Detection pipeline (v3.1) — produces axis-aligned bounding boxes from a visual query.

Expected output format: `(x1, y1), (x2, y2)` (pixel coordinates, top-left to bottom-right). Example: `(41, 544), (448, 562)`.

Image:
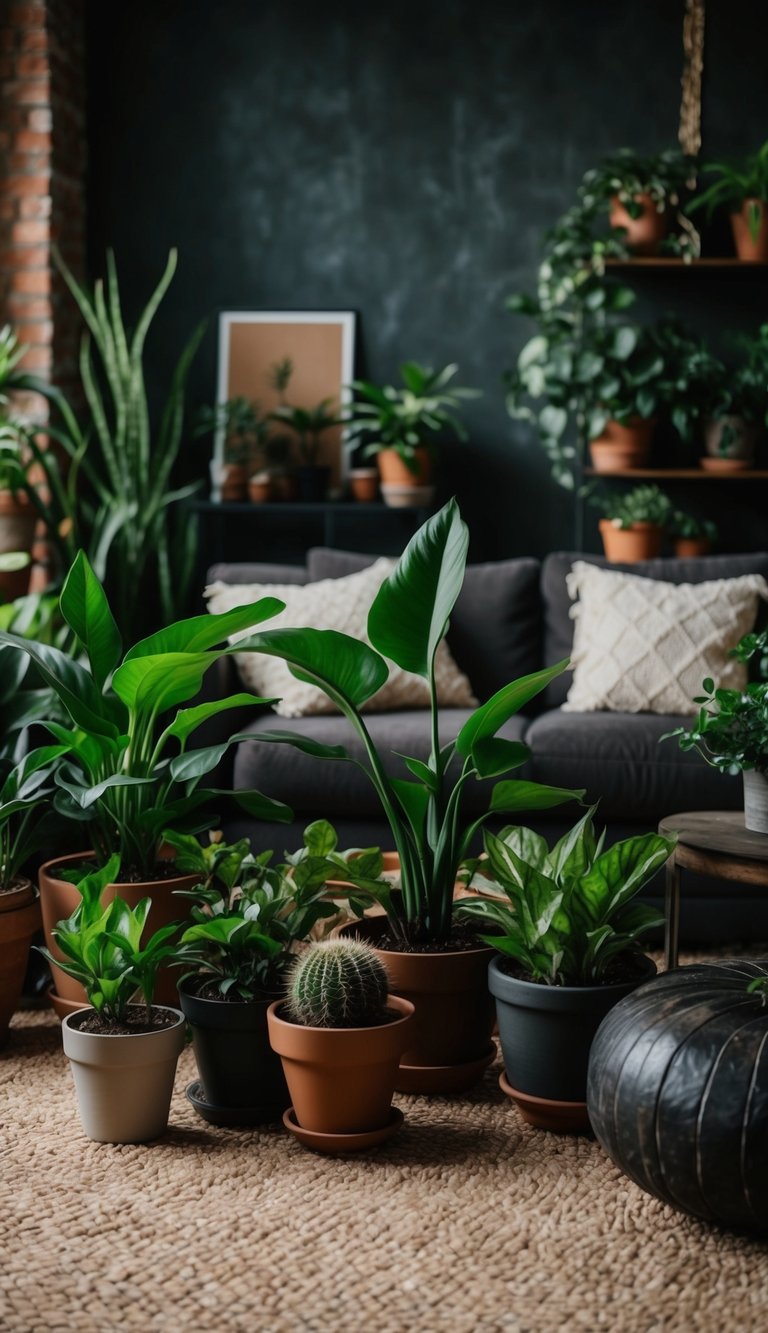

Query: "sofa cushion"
(308, 547), (542, 702)
(541, 552), (768, 709)
(233, 709), (531, 817)
(207, 561), (307, 586)
(526, 707), (742, 820)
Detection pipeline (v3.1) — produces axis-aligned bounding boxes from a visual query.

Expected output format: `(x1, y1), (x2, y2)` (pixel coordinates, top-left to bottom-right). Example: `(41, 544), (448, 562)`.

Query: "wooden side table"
(658, 811), (768, 969)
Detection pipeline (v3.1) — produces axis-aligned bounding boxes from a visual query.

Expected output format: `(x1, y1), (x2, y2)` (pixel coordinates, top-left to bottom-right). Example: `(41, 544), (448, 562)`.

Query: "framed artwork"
(214, 310), (356, 495)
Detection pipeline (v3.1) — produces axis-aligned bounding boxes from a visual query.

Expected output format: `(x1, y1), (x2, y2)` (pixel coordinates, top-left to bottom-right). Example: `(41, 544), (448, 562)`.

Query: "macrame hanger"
(679, 0), (705, 161)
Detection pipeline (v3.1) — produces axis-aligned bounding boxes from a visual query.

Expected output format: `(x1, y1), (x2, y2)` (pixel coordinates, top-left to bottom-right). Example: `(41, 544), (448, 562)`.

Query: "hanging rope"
(679, 0), (705, 157)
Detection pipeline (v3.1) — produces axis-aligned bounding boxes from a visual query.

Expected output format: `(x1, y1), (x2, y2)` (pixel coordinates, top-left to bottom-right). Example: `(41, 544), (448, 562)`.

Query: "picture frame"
(213, 309), (356, 498)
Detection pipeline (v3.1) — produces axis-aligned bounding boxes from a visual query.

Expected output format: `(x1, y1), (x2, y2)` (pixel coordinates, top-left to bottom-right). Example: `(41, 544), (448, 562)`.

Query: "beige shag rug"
(2, 998), (768, 1333)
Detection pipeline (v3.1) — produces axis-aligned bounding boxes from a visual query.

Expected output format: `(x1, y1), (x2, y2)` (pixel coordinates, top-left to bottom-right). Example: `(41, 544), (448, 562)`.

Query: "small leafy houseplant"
(267, 939), (414, 1147)
(457, 808), (675, 1126)
(196, 396), (269, 500)
(592, 483), (672, 562)
(688, 140), (768, 259)
(43, 857), (186, 1144)
(270, 398), (341, 500)
(670, 509), (718, 556)
(580, 147), (697, 254)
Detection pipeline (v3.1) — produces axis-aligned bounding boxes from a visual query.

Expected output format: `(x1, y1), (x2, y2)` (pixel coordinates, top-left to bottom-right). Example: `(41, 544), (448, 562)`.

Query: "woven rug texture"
(2, 1000), (768, 1333)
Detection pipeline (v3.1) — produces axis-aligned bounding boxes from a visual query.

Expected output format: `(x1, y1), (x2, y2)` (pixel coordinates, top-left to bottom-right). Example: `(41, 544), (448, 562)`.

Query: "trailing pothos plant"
(242, 499), (584, 947)
(0, 550), (292, 880)
(171, 820), (387, 1000)
(39, 855), (181, 1026)
(456, 808), (675, 986)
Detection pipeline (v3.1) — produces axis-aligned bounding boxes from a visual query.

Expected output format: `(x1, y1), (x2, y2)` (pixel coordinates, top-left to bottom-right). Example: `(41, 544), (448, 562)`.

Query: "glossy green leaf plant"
(0, 745), (69, 890)
(243, 499), (584, 945)
(0, 551), (292, 879)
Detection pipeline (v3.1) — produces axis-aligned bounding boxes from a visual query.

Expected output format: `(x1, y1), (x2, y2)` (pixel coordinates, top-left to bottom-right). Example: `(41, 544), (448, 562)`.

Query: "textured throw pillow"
(205, 558), (477, 718)
(563, 561), (768, 715)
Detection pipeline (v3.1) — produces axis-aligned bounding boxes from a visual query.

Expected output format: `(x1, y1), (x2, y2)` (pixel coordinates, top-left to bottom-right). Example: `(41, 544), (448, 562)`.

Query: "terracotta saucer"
(699, 456), (750, 473)
(282, 1105), (404, 1154)
(395, 1042), (496, 1095)
(185, 1080), (285, 1128)
(498, 1069), (590, 1134)
(47, 987), (89, 1022)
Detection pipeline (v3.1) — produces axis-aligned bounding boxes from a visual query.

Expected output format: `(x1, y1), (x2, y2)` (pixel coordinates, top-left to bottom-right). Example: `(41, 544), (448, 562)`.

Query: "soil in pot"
(589, 418), (654, 471)
(179, 977), (289, 1120)
(0, 879), (41, 1045)
(608, 194), (667, 254)
(267, 995), (414, 1136)
(599, 519), (663, 563)
(39, 852), (198, 1010)
(730, 199), (768, 262)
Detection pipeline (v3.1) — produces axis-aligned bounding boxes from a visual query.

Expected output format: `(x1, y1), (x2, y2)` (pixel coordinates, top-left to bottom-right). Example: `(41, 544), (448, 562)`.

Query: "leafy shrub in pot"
(688, 140), (768, 260)
(592, 483), (672, 562)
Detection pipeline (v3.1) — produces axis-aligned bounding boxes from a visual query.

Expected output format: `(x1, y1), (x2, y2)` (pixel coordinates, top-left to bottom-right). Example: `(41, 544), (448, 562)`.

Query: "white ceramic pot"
(704, 416), (757, 463)
(62, 1006), (186, 1143)
(744, 770), (768, 835)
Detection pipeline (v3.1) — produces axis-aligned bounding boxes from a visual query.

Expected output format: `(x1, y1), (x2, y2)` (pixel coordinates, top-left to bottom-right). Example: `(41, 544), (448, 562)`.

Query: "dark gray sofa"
(202, 547), (768, 941)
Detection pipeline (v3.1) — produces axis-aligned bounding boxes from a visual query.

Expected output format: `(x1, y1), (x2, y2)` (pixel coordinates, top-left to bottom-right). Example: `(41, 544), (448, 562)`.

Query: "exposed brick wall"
(0, 0), (85, 407)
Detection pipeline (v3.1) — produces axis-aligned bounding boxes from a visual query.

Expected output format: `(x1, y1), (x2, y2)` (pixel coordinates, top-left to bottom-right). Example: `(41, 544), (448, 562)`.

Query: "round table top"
(659, 811), (768, 865)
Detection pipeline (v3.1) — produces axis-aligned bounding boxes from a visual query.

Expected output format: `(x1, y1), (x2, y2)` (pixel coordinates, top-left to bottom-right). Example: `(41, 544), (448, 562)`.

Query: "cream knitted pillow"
(563, 562), (768, 715)
(205, 558), (477, 718)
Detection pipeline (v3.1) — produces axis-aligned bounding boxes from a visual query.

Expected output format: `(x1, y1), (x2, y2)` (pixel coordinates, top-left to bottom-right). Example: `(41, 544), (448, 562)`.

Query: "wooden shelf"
(583, 468), (768, 480)
(603, 258), (768, 270)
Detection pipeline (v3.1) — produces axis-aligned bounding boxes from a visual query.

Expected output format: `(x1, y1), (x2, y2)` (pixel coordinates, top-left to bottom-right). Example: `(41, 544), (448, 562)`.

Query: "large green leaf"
(241, 628), (388, 709)
(0, 632), (123, 738)
(578, 833), (675, 922)
(456, 660), (569, 759)
(546, 804), (599, 883)
(490, 779), (584, 813)
(233, 729), (350, 761)
(112, 652), (226, 714)
(125, 599), (285, 660)
(367, 498), (468, 678)
(471, 737), (529, 779)
(59, 551), (122, 691)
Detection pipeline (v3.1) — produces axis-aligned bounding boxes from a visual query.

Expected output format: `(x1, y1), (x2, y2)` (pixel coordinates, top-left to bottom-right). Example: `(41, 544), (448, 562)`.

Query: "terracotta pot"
(730, 199), (768, 262)
(339, 916), (495, 1091)
(349, 468), (379, 502)
(0, 489), (35, 599)
(599, 518), (663, 563)
(703, 415), (757, 466)
(609, 193), (667, 255)
(589, 418), (654, 471)
(39, 852), (198, 1010)
(62, 1005), (186, 1143)
(674, 537), (711, 558)
(0, 879), (41, 1045)
(220, 464), (249, 502)
(267, 995), (413, 1135)
(376, 446), (432, 487)
(248, 476), (272, 503)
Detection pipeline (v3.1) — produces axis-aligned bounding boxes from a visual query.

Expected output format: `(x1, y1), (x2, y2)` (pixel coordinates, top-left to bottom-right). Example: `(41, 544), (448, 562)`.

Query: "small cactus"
(286, 939), (390, 1028)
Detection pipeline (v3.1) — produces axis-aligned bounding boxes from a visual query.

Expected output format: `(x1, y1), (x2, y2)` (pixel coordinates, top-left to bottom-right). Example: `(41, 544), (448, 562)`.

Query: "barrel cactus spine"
(287, 940), (390, 1029)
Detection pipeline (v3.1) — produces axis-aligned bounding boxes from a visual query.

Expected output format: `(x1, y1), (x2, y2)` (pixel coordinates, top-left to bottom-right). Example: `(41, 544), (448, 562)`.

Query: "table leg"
(664, 858), (681, 971)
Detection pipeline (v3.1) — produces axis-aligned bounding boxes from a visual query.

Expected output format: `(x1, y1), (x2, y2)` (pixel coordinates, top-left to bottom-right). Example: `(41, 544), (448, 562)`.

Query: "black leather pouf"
(587, 960), (768, 1231)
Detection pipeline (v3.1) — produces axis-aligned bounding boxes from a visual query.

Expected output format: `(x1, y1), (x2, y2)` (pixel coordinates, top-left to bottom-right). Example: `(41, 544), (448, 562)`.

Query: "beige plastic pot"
(62, 1006), (186, 1143)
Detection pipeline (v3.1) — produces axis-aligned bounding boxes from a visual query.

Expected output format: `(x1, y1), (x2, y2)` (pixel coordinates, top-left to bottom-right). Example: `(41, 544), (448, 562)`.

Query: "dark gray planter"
(488, 953), (656, 1103)
(178, 981), (289, 1120)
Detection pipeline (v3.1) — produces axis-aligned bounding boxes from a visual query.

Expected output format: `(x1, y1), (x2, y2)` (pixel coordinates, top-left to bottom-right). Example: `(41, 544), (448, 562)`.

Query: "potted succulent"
(0, 418), (35, 601)
(670, 510), (718, 558)
(41, 856), (186, 1143)
(0, 549), (291, 1015)
(195, 396), (269, 502)
(0, 746), (67, 1044)
(456, 808), (675, 1131)
(267, 939), (414, 1152)
(245, 499), (583, 1092)
(170, 821), (376, 1125)
(346, 362), (477, 506)
(688, 140), (768, 261)
(666, 626), (768, 833)
(270, 399), (341, 502)
(580, 147), (697, 255)
(592, 483), (673, 562)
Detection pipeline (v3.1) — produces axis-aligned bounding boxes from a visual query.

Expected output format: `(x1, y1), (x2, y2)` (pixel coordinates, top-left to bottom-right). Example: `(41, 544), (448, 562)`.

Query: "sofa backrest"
(541, 551), (768, 709)
(306, 547), (542, 702)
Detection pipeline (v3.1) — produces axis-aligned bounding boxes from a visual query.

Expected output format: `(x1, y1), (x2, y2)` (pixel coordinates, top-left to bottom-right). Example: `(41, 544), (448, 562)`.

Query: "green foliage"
(688, 140), (768, 240)
(40, 856), (181, 1024)
(0, 590), (69, 761)
(346, 362), (479, 473)
(580, 148), (697, 215)
(270, 399), (341, 466)
(666, 627), (768, 775)
(0, 418), (29, 493)
(591, 483), (673, 530)
(457, 808), (674, 985)
(173, 821), (387, 1001)
(286, 939), (389, 1028)
(670, 509), (718, 543)
(194, 395), (269, 468)
(0, 745), (68, 890)
(0, 551), (292, 878)
(245, 500), (583, 945)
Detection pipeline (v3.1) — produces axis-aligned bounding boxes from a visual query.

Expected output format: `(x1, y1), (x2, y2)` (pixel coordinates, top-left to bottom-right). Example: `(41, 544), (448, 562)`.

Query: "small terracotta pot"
(703, 415), (757, 466)
(589, 418), (654, 471)
(248, 476), (272, 503)
(267, 996), (414, 1135)
(62, 1005), (186, 1143)
(0, 879), (41, 1045)
(349, 468), (379, 502)
(39, 852), (198, 1010)
(599, 518), (664, 563)
(730, 199), (768, 262)
(0, 489), (35, 599)
(376, 447), (432, 487)
(339, 916), (495, 1091)
(220, 464), (249, 502)
(609, 193), (667, 255)
(674, 537), (711, 558)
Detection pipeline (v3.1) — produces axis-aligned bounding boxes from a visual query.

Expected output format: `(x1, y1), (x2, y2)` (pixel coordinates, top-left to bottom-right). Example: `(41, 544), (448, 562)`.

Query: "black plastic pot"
(295, 466), (331, 503)
(178, 981), (289, 1120)
(489, 954), (656, 1103)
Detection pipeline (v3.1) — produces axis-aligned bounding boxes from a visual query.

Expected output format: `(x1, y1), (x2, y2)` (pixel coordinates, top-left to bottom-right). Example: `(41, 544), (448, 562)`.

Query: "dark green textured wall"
(84, 0), (768, 560)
